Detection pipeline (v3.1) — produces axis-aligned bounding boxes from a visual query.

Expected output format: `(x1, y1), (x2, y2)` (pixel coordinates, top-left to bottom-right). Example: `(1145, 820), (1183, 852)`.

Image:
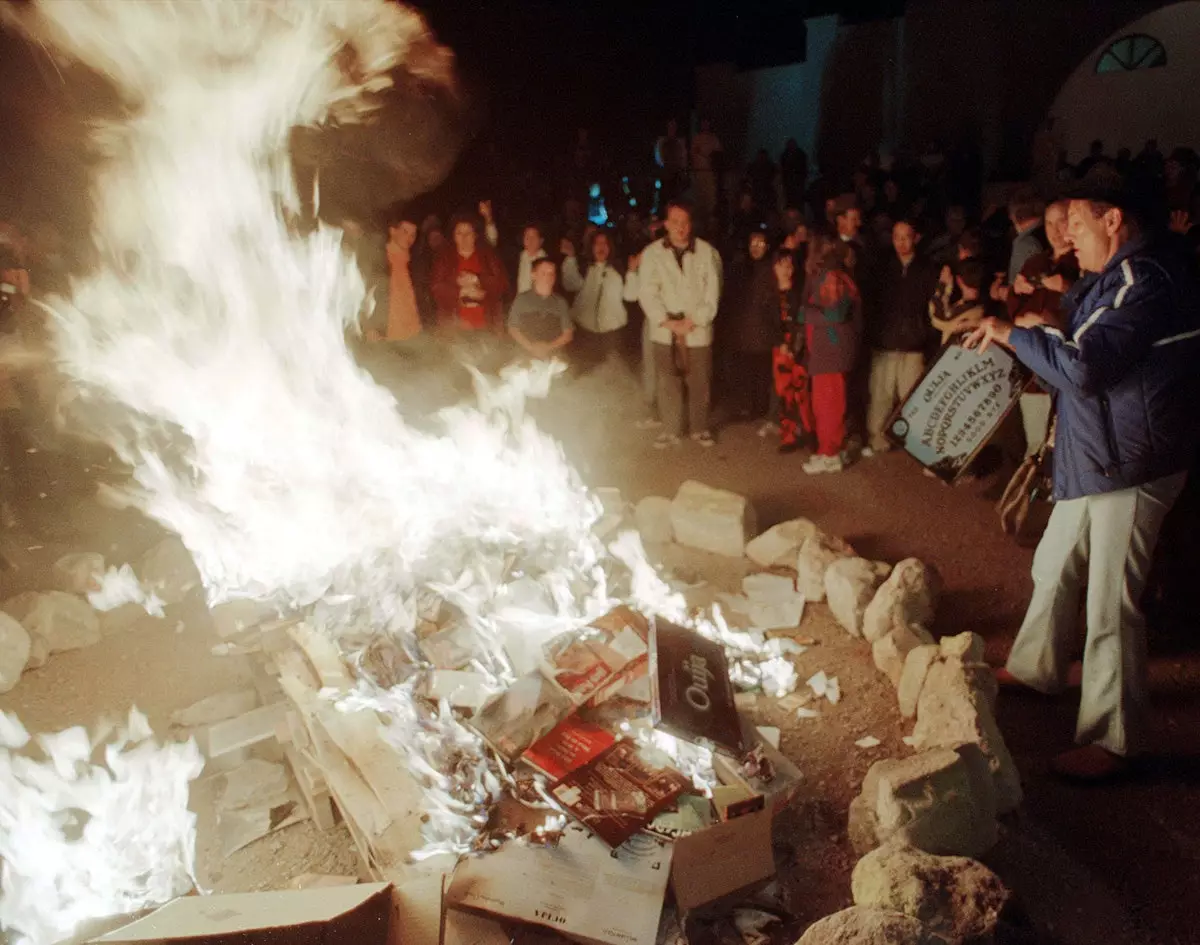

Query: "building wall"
(1048, 1), (1200, 162)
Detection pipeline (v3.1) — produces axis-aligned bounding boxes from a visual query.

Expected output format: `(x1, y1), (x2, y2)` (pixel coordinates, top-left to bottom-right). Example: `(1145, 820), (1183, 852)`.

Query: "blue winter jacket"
(1009, 235), (1200, 501)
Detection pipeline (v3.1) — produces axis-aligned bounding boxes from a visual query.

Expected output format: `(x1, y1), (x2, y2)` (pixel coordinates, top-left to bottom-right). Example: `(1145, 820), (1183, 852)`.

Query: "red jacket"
(430, 243), (510, 329)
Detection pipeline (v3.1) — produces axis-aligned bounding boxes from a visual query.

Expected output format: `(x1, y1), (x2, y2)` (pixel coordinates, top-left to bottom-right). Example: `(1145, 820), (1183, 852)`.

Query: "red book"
(521, 715), (618, 782)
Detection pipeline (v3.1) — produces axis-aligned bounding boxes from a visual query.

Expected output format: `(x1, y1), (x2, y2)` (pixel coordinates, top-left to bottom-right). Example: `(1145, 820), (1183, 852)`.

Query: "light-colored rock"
(745, 518), (819, 568)
(827, 558), (891, 637)
(138, 535), (202, 606)
(897, 645), (940, 719)
(210, 599), (276, 639)
(219, 759), (289, 811)
(796, 534), (856, 602)
(852, 843), (1009, 945)
(939, 631), (985, 663)
(2, 591), (101, 654)
(52, 552), (106, 595)
(912, 658), (1021, 814)
(0, 613), (31, 694)
(796, 906), (940, 945)
(634, 495), (675, 545)
(594, 486), (625, 515)
(669, 481), (756, 557)
(742, 572), (798, 601)
(26, 632), (50, 670)
(861, 745), (999, 858)
(169, 688), (259, 729)
(872, 624), (935, 688)
(863, 559), (942, 644)
(847, 793), (881, 856)
(100, 602), (150, 637)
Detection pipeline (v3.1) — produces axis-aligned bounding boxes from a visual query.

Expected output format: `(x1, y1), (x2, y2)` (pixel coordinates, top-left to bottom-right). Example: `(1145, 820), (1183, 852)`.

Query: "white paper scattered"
(795, 707), (820, 719)
(86, 564), (166, 617)
(855, 736), (881, 749)
(755, 726), (781, 749)
(806, 670), (842, 705)
(742, 573), (799, 601)
(764, 637), (807, 658)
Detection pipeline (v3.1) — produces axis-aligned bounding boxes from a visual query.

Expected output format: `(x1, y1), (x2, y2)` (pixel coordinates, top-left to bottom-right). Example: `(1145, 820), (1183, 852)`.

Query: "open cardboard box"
(68, 876), (504, 945)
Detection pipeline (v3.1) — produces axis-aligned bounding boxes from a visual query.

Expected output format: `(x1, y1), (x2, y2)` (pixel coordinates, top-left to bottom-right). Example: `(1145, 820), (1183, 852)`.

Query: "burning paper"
(0, 709), (204, 945)
(806, 670), (842, 705)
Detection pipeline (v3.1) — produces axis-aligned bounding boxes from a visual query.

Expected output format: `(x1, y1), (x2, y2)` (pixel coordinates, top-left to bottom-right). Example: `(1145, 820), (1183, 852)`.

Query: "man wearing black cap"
(966, 171), (1200, 781)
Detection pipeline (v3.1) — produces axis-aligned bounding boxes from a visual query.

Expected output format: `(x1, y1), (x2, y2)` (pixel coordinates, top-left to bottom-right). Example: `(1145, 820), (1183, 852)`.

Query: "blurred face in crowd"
(522, 226), (544, 256)
(1067, 200), (1123, 273)
(453, 221), (477, 257)
(892, 221), (917, 261)
(665, 206), (692, 247)
(946, 205), (966, 237)
(389, 221), (417, 250)
(427, 228), (445, 252)
(748, 231), (768, 261)
(592, 232), (611, 263)
(773, 253), (794, 289)
(1044, 203), (1070, 256)
(836, 208), (862, 240)
(531, 259), (556, 295)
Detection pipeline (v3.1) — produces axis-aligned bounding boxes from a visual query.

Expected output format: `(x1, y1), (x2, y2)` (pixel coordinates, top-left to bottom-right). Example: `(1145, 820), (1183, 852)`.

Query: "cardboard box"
(447, 822), (673, 945)
(712, 717), (803, 815)
(88, 882), (397, 945)
(650, 620), (744, 756)
(670, 808), (775, 914)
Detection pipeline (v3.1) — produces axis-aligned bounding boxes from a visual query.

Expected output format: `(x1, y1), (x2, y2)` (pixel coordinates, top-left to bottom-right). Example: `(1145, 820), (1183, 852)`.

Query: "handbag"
(997, 411), (1056, 546)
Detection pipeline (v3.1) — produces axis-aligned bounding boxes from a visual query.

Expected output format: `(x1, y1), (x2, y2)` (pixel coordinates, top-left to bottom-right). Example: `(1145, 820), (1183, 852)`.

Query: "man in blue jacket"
(966, 175), (1200, 781)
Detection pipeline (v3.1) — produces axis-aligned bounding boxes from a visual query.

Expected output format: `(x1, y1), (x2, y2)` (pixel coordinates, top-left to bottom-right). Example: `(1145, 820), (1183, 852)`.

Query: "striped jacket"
(1009, 235), (1200, 500)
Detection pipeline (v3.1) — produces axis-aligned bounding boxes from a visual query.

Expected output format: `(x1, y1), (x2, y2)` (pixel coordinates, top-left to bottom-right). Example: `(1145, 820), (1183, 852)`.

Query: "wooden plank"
(288, 622), (353, 689)
(206, 703), (288, 758)
(284, 744), (337, 831)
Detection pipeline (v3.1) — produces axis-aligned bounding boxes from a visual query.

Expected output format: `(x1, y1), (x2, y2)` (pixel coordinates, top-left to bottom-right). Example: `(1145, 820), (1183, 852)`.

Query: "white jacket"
(561, 257), (639, 333)
(638, 237), (722, 348)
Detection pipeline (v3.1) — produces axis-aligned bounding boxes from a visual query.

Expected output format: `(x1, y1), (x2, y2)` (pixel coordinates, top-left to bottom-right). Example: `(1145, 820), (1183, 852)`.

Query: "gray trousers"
(1019, 391), (1052, 458)
(653, 343), (712, 437)
(641, 319), (657, 411)
(1006, 471), (1187, 755)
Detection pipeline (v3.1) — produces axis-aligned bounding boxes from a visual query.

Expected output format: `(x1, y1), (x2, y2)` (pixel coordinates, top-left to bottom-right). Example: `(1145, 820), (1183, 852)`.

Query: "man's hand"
(668, 317), (695, 336)
(1170, 209), (1191, 235)
(560, 237), (575, 258)
(478, 200), (494, 222)
(1040, 273), (1066, 293)
(939, 264), (953, 287)
(1012, 272), (1035, 296)
(963, 316), (1014, 353)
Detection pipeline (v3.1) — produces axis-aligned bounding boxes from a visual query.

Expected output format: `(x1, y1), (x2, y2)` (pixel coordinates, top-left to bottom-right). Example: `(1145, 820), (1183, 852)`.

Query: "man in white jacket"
(638, 202), (723, 447)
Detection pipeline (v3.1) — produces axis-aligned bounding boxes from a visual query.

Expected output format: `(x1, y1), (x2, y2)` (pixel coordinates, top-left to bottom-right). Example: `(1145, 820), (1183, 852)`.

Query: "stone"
(939, 632), (985, 663)
(138, 535), (202, 606)
(796, 906), (940, 945)
(745, 518), (819, 568)
(52, 552), (106, 595)
(100, 602), (150, 637)
(27, 632), (50, 671)
(847, 793), (881, 856)
(872, 624), (935, 688)
(210, 599), (277, 638)
(218, 759), (290, 811)
(851, 843), (1009, 945)
(669, 481), (756, 557)
(594, 486), (625, 515)
(634, 495), (675, 545)
(912, 658), (1021, 814)
(861, 745), (999, 858)
(796, 534), (856, 602)
(0, 612), (31, 694)
(862, 559), (942, 644)
(169, 688), (259, 729)
(897, 645), (940, 719)
(825, 558), (890, 637)
(2, 591), (101, 654)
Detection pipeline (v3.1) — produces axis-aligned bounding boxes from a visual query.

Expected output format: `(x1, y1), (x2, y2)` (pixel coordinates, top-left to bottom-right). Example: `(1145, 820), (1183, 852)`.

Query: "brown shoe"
(1050, 744), (1130, 782)
(994, 661), (1083, 689)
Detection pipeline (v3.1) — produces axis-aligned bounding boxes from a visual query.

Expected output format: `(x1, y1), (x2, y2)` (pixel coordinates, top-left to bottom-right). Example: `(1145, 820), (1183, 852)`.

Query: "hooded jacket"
(1009, 235), (1200, 500)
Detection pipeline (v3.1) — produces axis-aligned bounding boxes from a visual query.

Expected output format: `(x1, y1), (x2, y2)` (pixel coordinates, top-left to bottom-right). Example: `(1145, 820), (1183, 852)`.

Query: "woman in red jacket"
(430, 213), (510, 332)
(800, 235), (863, 474)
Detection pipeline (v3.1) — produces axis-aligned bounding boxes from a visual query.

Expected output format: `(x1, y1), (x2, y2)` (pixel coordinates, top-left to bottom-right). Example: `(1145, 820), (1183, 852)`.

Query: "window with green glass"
(1096, 34), (1167, 73)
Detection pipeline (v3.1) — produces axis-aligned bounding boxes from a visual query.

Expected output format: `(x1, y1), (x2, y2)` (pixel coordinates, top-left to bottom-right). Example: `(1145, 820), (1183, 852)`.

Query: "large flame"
(0, 1), (798, 941)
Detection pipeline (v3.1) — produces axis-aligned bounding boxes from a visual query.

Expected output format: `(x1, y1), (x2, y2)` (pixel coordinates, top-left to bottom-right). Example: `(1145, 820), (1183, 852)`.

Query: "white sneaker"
(803, 454), (843, 474)
(653, 433), (681, 450)
(691, 431), (716, 448)
(860, 446), (876, 458)
(635, 417), (663, 430)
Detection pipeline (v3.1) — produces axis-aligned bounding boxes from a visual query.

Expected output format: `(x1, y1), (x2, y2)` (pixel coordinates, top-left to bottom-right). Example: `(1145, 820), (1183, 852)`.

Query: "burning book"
(541, 606), (650, 704)
(650, 620), (745, 756)
(549, 740), (693, 849)
(521, 715), (618, 782)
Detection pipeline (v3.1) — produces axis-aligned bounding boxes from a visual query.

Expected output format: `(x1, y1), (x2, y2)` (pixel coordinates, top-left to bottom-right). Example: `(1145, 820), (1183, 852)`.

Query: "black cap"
(1060, 165), (1159, 226)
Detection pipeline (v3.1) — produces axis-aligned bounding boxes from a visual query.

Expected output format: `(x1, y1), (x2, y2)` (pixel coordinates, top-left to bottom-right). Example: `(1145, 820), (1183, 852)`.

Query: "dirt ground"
(2, 346), (1199, 945)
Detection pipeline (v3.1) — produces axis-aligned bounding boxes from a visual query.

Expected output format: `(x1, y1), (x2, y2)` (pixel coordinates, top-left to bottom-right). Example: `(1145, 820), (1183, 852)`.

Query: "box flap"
(670, 808), (774, 912)
(91, 883), (392, 944)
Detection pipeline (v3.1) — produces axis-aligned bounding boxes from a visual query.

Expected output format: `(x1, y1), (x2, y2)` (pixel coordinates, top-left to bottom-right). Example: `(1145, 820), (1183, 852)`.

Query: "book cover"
(650, 619), (745, 756)
(521, 715), (617, 782)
